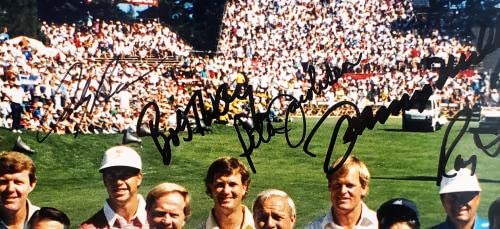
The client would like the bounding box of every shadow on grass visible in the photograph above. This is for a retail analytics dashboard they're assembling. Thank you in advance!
[372,176,500,183]
[382,128,409,132]
[381,128,435,133]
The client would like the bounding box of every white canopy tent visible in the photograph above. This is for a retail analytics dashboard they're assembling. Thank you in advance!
[6,36,66,59]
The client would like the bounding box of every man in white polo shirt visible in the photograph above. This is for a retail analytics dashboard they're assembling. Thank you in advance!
[7,81,25,133]
[80,145,148,228]
[307,155,377,229]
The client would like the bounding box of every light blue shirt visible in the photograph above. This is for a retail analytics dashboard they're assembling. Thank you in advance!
[432,216,489,229]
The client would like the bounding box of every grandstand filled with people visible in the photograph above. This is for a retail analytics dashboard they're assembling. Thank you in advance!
[0,0,498,134]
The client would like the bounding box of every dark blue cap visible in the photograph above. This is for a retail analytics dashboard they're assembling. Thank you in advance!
[377,198,420,228]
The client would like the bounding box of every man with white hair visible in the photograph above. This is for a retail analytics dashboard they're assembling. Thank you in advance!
[80,145,147,228]
[432,168,489,229]
[252,189,296,229]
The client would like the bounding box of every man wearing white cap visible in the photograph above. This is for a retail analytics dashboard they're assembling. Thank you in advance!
[80,145,148,228]
[432,168,489,229]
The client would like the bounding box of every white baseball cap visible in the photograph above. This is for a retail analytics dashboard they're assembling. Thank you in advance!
[99,146,142,172]
[439,168,481,194]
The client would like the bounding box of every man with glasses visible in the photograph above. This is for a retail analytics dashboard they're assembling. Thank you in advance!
[80,145,147,228]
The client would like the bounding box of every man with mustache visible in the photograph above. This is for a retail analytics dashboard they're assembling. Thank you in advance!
[203,157,255,229]
[80,145,147,228]
[0,151,39,229]
[307,155,377,229]
[432,168,489,229]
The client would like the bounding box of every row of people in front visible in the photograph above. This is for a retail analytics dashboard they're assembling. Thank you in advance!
[0,148,499,229]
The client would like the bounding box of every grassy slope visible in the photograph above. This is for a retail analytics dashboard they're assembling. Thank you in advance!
[0,117,498,228]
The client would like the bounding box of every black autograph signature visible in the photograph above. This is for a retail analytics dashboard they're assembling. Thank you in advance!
[136,22,498,177]
[35,56,172,142]
[33,23,499,180]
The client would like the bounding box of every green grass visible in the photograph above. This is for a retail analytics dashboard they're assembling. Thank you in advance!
[0,117,499,228]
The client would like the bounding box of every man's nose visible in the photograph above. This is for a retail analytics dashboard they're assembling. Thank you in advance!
[112,177,126,185]
[5,182,15,192]
[264,216,277,229]
[162,214,173,225]
[222,184,231,194]
[339,185,349,194]
[452,199,470,209]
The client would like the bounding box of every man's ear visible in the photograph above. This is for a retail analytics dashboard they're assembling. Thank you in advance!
[241,183,247,197]
[243,182,248,192]
[29,181,37,193]
[290,214,297,225]
[361,185,368,198]
[137,172,143,187]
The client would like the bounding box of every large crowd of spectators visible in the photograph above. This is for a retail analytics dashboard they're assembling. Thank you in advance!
[0,0,498,134]
[215,0,497,111]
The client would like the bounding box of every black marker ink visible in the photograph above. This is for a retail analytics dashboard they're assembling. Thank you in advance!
[36,55,173,142]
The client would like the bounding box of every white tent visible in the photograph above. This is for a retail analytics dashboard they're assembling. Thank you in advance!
[7,36,65,59]
[7,36,46,50]
[40,46,66,59]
